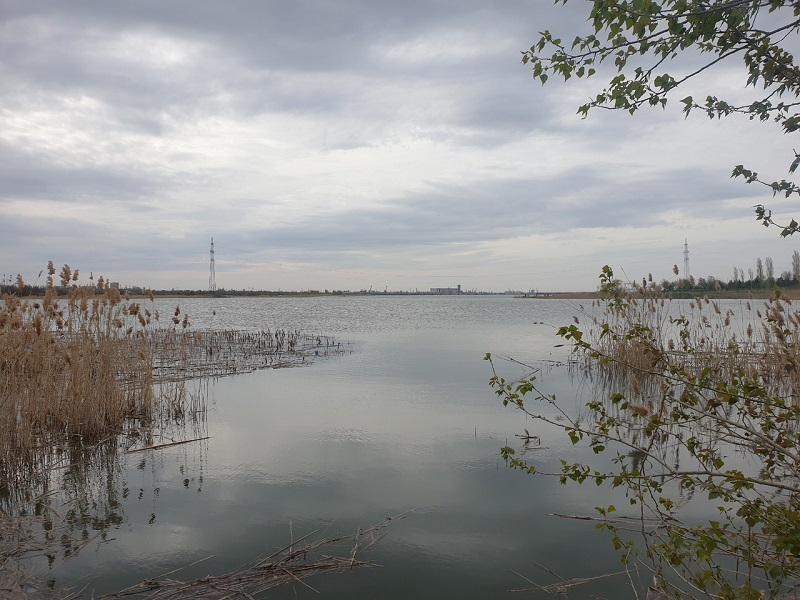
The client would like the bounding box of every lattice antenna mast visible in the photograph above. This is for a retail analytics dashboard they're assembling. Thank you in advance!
[209,237,217,292]
[683,238,690,280]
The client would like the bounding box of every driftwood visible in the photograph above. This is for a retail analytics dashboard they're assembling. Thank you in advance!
[548,512,677,527]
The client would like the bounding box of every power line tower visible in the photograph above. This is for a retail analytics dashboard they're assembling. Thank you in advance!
[209,237,217,293]
[683,238,691,280]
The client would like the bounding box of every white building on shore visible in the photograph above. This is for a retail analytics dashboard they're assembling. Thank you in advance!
[430,284,461,295]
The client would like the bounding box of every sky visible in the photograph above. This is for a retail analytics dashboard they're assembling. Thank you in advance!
[2,1,799,293]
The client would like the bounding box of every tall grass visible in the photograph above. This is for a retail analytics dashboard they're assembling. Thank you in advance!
[0,264,160,470]
[0,262,343,477]
[577,278,800,397]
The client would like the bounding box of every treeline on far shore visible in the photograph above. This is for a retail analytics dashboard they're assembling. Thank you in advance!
[0,284,339,298]
[658,273,800,298]
[3,280,800,299]
[661,252,800,295]
[0,285,489,298]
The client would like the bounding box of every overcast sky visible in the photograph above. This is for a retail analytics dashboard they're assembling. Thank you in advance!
[2,1,798,292]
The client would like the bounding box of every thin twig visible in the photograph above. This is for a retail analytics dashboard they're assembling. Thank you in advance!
[126,437,211,453]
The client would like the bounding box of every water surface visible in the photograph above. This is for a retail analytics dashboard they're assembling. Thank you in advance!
[27,295,688,598]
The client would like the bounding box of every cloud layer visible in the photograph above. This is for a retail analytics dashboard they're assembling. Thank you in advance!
[1,1,796,291]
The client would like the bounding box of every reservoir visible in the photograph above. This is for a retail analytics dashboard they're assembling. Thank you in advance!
[19,295,661,598]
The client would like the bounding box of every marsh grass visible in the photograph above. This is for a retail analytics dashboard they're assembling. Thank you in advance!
[0,263,346,595]
[0,262,354,597]
[0,262,343,476]
[1,267,158,471]
[576,279,800,398]
[566,281,800,480]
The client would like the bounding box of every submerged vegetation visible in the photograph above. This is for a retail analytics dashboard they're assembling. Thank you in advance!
[0,262,341,469]
[490,267,800,599]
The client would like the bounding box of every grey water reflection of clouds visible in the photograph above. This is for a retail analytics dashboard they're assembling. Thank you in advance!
[32,297,643,597]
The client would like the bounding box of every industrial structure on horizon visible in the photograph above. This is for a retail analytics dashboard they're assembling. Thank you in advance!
[684,238,691,280]
[430,284,461,295]
[209,237,217,292]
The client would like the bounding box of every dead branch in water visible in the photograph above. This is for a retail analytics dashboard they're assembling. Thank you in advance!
[125,436,210,454]
[96,515,402,599]
[509,566,629,594]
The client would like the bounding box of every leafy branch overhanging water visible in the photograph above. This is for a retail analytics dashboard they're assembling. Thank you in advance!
[490,267,800,599]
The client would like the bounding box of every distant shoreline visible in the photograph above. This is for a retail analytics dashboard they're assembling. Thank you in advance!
[7,289,800,301]
[517,289,800,300]
[125,290,800,301]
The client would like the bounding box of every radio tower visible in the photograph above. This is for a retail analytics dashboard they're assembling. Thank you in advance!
[683,238,691,280]
[209,237,217,293]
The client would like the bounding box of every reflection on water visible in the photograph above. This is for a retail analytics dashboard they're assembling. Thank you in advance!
[8,296,650,598]
[0,377,210,593]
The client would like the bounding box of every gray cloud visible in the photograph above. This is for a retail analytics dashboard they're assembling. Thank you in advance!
[0,1,790,291]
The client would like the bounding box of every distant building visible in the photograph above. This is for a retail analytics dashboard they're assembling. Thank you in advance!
[430,284,461,295]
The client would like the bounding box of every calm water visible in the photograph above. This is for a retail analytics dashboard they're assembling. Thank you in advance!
[26,295,688,598]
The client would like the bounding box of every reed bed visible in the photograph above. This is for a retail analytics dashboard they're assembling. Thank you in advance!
[565,280,800,482]
[577,280,800,397]
[0,263,344,474]
[148,329,342,382]
[1,277,155,470]
[0,264,354,599]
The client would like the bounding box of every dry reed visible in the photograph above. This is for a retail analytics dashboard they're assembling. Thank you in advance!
[96,516,398,599]
[578,281,800,397]
[0,263,357,600]
[0,263,344,476]
[0,510,398,600]
[1,268,156,471]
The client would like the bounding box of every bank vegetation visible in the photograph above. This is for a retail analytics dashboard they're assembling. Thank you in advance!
[0,261,350,596]
[491,267,800,599]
